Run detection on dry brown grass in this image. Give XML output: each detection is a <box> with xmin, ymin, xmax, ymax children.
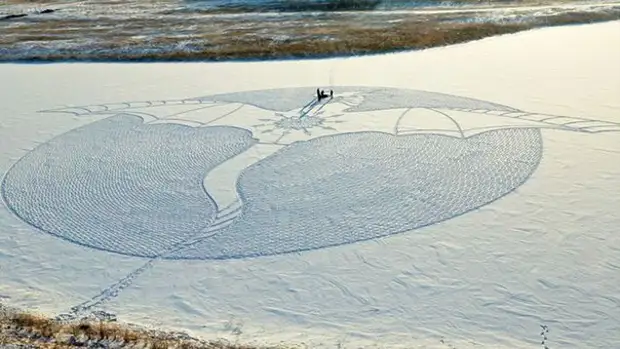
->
<box><xmin>0</xmin><ymin>308</ymin><xmax>286</xmax><ymax>349</ymax></box>
<box><xmin>0</xmin><ymin>21</ymin><xmax>532</xmax><ymax>61</ymax></box>
<box><xmin>1</xmin><ymin>5</ymin><xmax>619</xmax><ymax>61</ymax></box>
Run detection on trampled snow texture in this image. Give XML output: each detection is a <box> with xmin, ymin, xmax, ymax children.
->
<box><xmin>1</xmin><ymin>87</ymin><xmax>544</xmax><ymax>260</ymax></box>
<box><xmin>1</xmin><ymin>114</ymin><xmax>257</xmax><ymax>257</ymax></box>
<box><xmin>182</xmin><ymin>128</ymin><xmax>542</xmax><ymax>259</ymax></box>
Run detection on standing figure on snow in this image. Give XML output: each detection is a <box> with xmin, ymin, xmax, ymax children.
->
<box><xmin>318</xmin><ymin>88</ymin><xmax>333</xmax><ymax>101</ymax></box>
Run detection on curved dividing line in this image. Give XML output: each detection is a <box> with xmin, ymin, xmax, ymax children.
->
<box><xmin>537</xmin><ymin>116</ymin><xmax>572</xmax><ymax>123</ymax></box>
<box><xmin>214</xmin><ymin>207</ymin><xmax>243</xmax><ymax>222</ymax></box>
<box><xmin>274</xmin><ymin>130</ymin><xmax>291</xmax><ymax>144</ymax></box>
<box><xmin>147</xmin><ymin>119</ymin><xmax>205</xmax><ymax>127</ymax></box>
<box><xmin>164</xmin><ymin>103</ymin><xmax>226</xmax><ymax>118</ymax></box>
<box><xmin>120</xmin><ymin>111</ymin><xmax>159</xmax><ymax>122</ymax></box>
<box><xmin>394</xmin><ymin>107</ymin><xmax>413</xmax><ymax>135</ymax></box>
<box><xmin>217</xmin><ymin>201</ymin><xmax>242</xmax><ymax>214</ymax></box>
<box><xmin>203</xmin><ymin>215</ymin><xmax>238</xmax><ymax>232</ymax></box>
<box><xmin>38</xmin><ymin>109</ymin><xmax>80</xmax><ymax>116</ymax></box>
<box><xmin>429</xmin><ymin>108</ymin><xmax>465</xmax><ymax>138</ymax></box>
<box><xmin>582</xmin><ymin>126</ymin><xmax>620</xmax><ymax>133</ymax></box>
<box><xmin>397</xmin><ymin>129</ymin><xmax>463</xmax><ymax>137</ymax></box>
<box><xmin>561</xmin><ymin>120</ymin><xmax>607</xmax><ymax>127</ymax></box>
<box><xmin>39</xmin><ymin>108</ymin><xmax>91</xmax><ymax>116</ymax></box>
<box><xmin>203</xmin><ymin>104</ymin><xmax>245</xmax><ymax>126</ymax></box>
<box><xmin>446</xmin><ymin>108</ymin><xmax>620</xmax><ymax>132</ymax></box>
<box><xmin>398</xmin><ymin>124</ymin><xmax>601</xmax><ymax>137</ymax></box>
<box><xmin>501</xmin><ymin>112</ymin><xmax>533</xmax><ymax>118</ymax></box>
<box><xmin>38</xmin><ymin>99</ymin><xmax>216</xmax><ymax>116</ymax></box>
<box><xmin>74</xmin><ymin>107</ymin><xmax>94</xmax><ymax>114</ymax></box>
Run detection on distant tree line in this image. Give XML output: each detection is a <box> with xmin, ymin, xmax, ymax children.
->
<box><xmin>277</xmin><ymin>0</ymin><xmax>382</xmax><ymax>11</ymax></box>
<box><xmin>212</xmin><ymin>0</ymin><xmax>383</xmax><ymax>13</ymax></box>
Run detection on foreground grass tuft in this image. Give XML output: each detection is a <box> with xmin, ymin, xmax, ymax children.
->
<box><xmin>0</xmin><ymin>306</ymin><xmax>288</xmax><ymax>349</ymax></box>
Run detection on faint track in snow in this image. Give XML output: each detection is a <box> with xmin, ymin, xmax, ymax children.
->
<box><xmin>55</xmin><ymin>208</ymin><xmax>241</xmax><ymax>321</ymax></box>
<box><xmin>63</xmin><ymin>259</ymin><xmax>156</xmax><ymax>320</ymax></box>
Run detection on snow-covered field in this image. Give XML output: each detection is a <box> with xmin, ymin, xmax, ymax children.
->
<box><xmin>1</xmin><ymin>21</ymin><xmax>619</xmax><ymax>349</ymax></box>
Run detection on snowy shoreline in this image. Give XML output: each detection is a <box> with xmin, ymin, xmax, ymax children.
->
<box><xmin>1</xmin><ymin>302</ymin><xmax>256</xmax><ymax>349</ymax></box>
<box><xmin>1</xmin><ymin>1</ymin><xmax>619</xmax><ymax>62</ymax></box>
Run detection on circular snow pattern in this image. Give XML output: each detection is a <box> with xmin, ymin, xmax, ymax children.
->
<box><xmin>1</xmin><ymin>87</ymin><xmax>543</xmax><ymax>259</ymax></box>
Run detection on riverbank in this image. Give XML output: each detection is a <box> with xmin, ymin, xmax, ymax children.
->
<box><xmin>0</xmin><ymin>303</ymin><xmax>280</xmax><ymax>349</ymax></box>
<box><xmin>1</xmin><ymin>1</ymin><xmax>618</xmax><ymax>62</ymax></box>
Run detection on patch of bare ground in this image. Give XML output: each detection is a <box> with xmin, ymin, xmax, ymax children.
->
<box><xmin>0</xmin><ymin>306</ymin><xmax>289</xmax><ymax>349</ymax></box>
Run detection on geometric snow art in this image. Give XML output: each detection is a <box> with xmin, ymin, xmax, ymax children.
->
<box><xmin>2</xmin><ymin>87</ymin><xmax>619</xmax><ymax>261</ymax></box>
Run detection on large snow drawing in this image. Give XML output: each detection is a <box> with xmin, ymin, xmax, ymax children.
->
<box><xmin>2</xmin><ymin>86</ymin><xmax>619</xmax><ymax>319</ymax></box>
<box><xmin>3</xmin><ymin>86</ymin><xmax>619</xmax><ymax>260</ymax></box>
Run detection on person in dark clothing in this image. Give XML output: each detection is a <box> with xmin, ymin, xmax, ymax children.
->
<box><xmin>317</xmin><ymin>88</ymin><xmax>333</xmax><ymax>101</ymax></box>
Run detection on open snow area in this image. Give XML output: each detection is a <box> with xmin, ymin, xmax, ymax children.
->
<box><xmin>1</xmin><ymin>21</ymin><xmax>620</xmax><ymax>348</ymax></box>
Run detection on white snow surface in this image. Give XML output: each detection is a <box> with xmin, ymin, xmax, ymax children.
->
<box><xmin>1</xmin><ymin>21</ymin><xmax>620</xmax><ymax>349</ymax></box>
